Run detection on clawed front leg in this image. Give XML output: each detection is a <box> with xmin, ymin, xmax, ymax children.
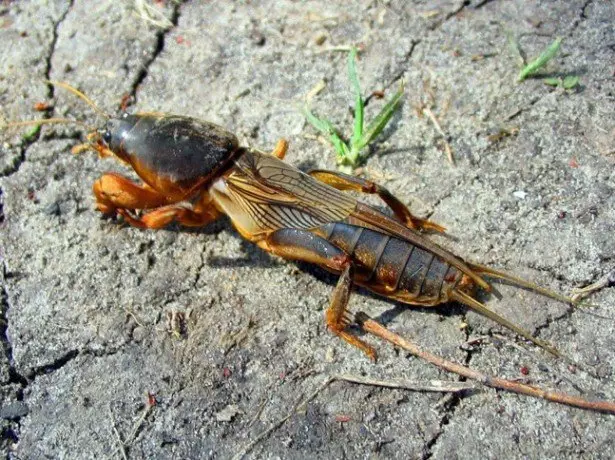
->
<box><xmin>93</xmin><ymin>173</ymin><xmax>169</xmax><ymax>215</ymax></box>
<box><xmin>93</xmin><ymin>173</ymin><xmax>221</xmax><ymax>229</ymax></box>
<box><xmin>309</xmin><ymin>169</ymin><xmax>445</xmax><ymax>234</ymax></box>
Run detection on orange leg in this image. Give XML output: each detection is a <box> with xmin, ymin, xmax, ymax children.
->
<box><xmin>261</xmin><ymin>228</ymin><xmax>377</xmax><ymax>360</ymax></box>
<box><xmin>93</xmin><ymin>173</ymin><xmax>169</xmax><ymax>214</ymax></box>
<box><xmin>117</xmin><ymin>202</ymin><xmax>221</xmax><ymax>229</ymax></box>
<box><xmin>309</xmin><ymin>169</ymin><xmax>446</xmax><ymax>233</ymax></box>
<box><xmin>271</xmin><ymin>139</ymin><xmax>289</xmax><ymax>159</ymax></box>
<box><xmin>93</xmin><ymin>173</ymin><xmax>221</xmax><ymax>229</ymax></box>
<box><xmin>326</xmin><ymin>262</ymin><xmax>378</xmax><ymax>361</ymax></box>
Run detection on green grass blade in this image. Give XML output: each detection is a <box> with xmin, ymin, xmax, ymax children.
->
<box><xmin>22</xmin><ymin>124</ymin><xmax>41</xmax><ymax>142</ymax></box>
<box><xmin>518</xmin><ymin>37</ymin><xmax>562</xmax><ymax>82</ymax></box>
<box><xmin>301</xmin><ymin>48</ymin><xmax>404</xmax><ymax>170</ymax></box>
<box><xmin>355</xmin><ymin>81</ymin><xmax>404</xmax><ymax>152</ymax></box>
<box><xmin>348</xmin><ymin>47</ymin><xmax>364</xmax><ymax>148</ymax></box>
<box><xmin>302</xmin><ymin>106</ymin><xmax>350</xmax><ymax>161</ymax></box>
<box><xmin>562</xmin><ymin>75</ymin><xmax>579</xmax><ymax>89</ymax></box>
<box><xmin>302</xmin><ymin>105</ymin><xmax>335</xmax><ymax>134</ymax></box>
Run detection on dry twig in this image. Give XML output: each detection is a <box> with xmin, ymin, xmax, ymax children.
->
<box><xmin>571</xmin><ymin>270</ymin><xmax>615</xmax><ymax>302</ymax></box>
<box><xmin>422</xmin><ymin>106</ymin><xmax>454</xmax><ymax>165</ymax></box>
<box><xmin>334</xmin><ymin>373</ymin><xmax>476</xmax><ymax>393</ymax></box>
<box><xmin>232</xmin><ymin>373</ymin><xmax>473</xmax><ymax>459</ymax></box>
<box><xmin>108</xmin><ymin>408</ymin><xmax>128</xmax><ymax>460</ymax></box>
<box><xmin>105</xmin><ymin>398</ymin><xmax>155</xmax><ymax>460</ymax></box>
<box><xmin>416</xmin><ymin>76</ymin><xmax>455</xmax><ymax>165</ymax></box>
<box><xmin>357</xmin><ymin>312</ymin><xmax>615</xmax><ymax>415</ymax></box>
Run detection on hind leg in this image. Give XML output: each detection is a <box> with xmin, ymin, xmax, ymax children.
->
<box><xmin>309</xmin><ymin>169</ymin><xmax>445</xmax><ymax>233</ymax></box>
<box><xmin>260</xmin><ymin>228</ymin><xmax>377</xmax><ymax>360</ymax></box>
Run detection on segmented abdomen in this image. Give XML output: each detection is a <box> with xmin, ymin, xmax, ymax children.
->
<box><xmin>319</xmin><ymin>222</ymin><xmax>462</xmax><ymax>304</ymax></box>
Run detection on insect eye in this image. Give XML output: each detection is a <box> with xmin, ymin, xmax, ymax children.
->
<box><xmin>102</xmin><ymin>130</ymin><xmax>112</xmax><ymax>144</ymax></box>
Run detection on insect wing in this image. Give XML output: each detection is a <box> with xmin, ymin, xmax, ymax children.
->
<box><xmin>225</xmin><ymin>153</ymin><xmax>356</xmax><ymax>233</ymax></box>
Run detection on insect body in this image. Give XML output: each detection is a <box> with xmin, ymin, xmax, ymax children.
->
<box><xmin>79</xmin><ymin>109</ymin><xmax>577</xmax><ymax>360</ymax></box>
<box><xmin>12</xmin><ymin>85</ymin><xmax>574</xmax><ymax>360</ymax></box>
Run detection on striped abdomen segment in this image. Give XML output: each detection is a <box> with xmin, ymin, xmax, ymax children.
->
<box><xmin>319</xmin><ymin>222</ymin><xmax>463</xmax><ymax>304</ymax></box>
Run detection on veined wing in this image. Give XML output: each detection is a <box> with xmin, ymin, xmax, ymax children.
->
<box><xmin>224</xmin><ymin>151</ymin><xmax>356</xmax><ymax>233</ymax></box>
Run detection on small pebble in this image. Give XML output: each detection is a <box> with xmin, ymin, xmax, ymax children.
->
<box><xmin>513</xmin><ymin>190</ymin><xmax>527</xmax><ymax>199</ymax></box>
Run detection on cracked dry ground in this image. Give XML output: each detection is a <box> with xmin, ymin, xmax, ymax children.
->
<box><xmin>1</xmin><ymin>1</ymin><xmax>614</xmax><ymax>458</ymax></box>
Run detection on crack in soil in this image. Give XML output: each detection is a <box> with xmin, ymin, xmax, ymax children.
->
<box><xmin>429</xmin><ymin>0</ymin><xmax>470</xmax><ymax>31</ymax></box>
<box><xmin>0</xmin><ymin>270</ymin><xmax>29</xmax><ymax>392</ymax></box>
<box><xmin>474</xmin><ymin>0</ymin><xmax>497</xmax><ymax>9</ymax></box>
<box><xmin>421</xmin><ymin>313</ymin><xmax>473</xmax><ymax>459</ymax></box>
<box><xmin>0</xmin><ymin>263</ymin><xmax>30</xmax><ymax>449</ymax></box>
<box><xmin>24</xmin><ymin>344</ymin><xmax>126</xmax><ymax>381</ymax></box>
<box><xmin>27</xmin><ymin>349</ymin><xmax>80</xmax><ymax>380</ymax></box>
<box><xmin>384</xmin><ymin>40</ymin><xmax>421</xmax><ymax>91</ymax></box>
<box><xmin>380</xmin><ymin>0</ymin><xmax>467</xmax><ymax>91</ymax></box>
<box><xmin>130</xmin><ymin>2</ymin><xmax>182</xmax><ymax>103</ymax></box>
<box><xmin>0</xmin><ymin>145</ymin><xmax>27</xmax><ymax>178</ymax></box>
<box><xmin>0</xmin><ymin>0</ymin><xmax>77</xmax><ymax>405</ymax></box>
<box><xmin>44</xmin><ymin>0</ymin><xmax>75</xmax><ymax>98</ymax></box>
<box><xmin>570</xmin><ymin>0</ymin><xmax>593</xmax><ymax>34</ymax></box>
<box><xmin>0</xmin><ymin>1</ymin><xmax>74</xmax><ymax>179</ymax></box>
<box><xmin>1</xmin><ymin>253</ymin><xmax>129</xmax><ymax>443</ymax></box>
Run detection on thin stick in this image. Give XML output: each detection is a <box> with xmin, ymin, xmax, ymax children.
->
<box><xmin>312</xmin><ymin>45</ymin><xmax>354</xmax><ymax>54</ymax></box>
<box><xmin>335</xmin><ymin>374</ymin><xmax>476</xmax><ymax>393</ymax></box>
<box><xmin>442</xmin><ymin>140</ymin><xmax>454</xmax><ymax>166</ymax></box>
<box><xmin>233</xmin><ymin>372</ymin><xmax>474</xmax><ymax>459</ymax></box>
<box><xmin>105</xmin><ymin>399</ymin><xmax>155</xmax><ymax>460</ymax></box>
<box><xmin>357</xmin><ymin>313</ymin><xmax>615</xmax><ymax>415</ymax></box>
<box><xmin>108</xmin><ymin>408</ymin><xmax>128</xmax><ymax>460</ymax></box>
<box><xmin>231</xmin><ymin>377</ymin><xmax>335</xmax><ymax>460</ymax></box>
<box><xmin>124</xmin><ymin>400</ymin><xmax>154</xmax><ymax>445</ymax></box>
<box><xmin>423</xmin><ymin>106</ymin><xmax>454</xmax><ymax>165</ymax></box>
<box><xmin>571</xmin><ymin>270</ymin><xmax>615</xmax><ymax>302</ymax></box>
<box><xmin>248</xmin><ymin>396</ymin><xmax>270</xmax><ymax>427</ymax></box>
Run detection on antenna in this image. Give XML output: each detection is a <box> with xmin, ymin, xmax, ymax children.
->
<box><xmin>1</xmin><ymin>81</ymin><xmax>109</xmax><ymax>133</ymax></box>
<box><xmin>45</xmin><ymin>80</ymin><xmax>110</xmax><ymax>120</ymax></box>
<box><xmin>3</xmin><ymin>118</ymin><xmax>92</xmax><ymax>130</ymax></box>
